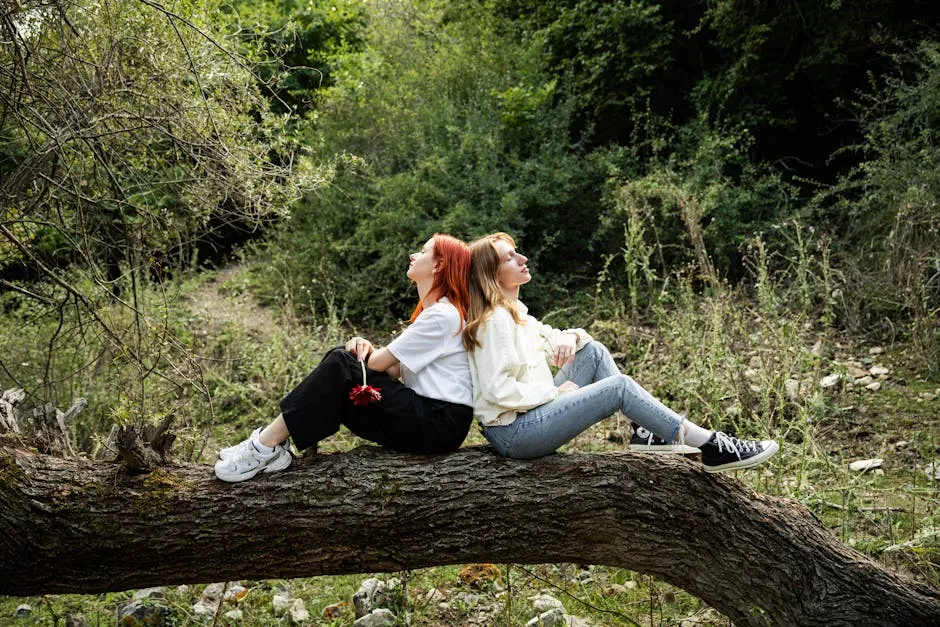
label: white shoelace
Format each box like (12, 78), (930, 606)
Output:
(712, 431), (759, 459)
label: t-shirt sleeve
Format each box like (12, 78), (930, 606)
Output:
(386, 305), (455, 373)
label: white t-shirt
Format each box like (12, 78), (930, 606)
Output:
(386, 298), (472, 406)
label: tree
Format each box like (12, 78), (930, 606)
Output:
(1, 442), (937, 625)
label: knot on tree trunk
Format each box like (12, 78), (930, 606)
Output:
(112, 414), (176, 473)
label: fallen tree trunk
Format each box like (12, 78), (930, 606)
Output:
(1, 443), (937, 626)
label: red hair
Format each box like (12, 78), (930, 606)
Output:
(410, 233), (471, 324)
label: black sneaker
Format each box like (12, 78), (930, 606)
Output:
(628, 424), (700, 454)
(700, 431), (779, 473)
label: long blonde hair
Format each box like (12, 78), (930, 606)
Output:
(462, 232), (524, 351)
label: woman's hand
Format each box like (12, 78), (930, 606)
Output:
(345, 336), (374, 362)
(557, 381), (580, 396)
(552, 333), (578, 367)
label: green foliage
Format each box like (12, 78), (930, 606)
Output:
(226, 0), (367, 115)
(816, 41), (940, 372)
(256, 0), (604, 324)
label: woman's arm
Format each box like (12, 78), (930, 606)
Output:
(345, 337), (401, 374)
(473, 309), (557, 411)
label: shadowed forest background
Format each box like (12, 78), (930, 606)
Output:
(1, 0), (938, 624)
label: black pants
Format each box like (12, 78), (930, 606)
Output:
(280, 347), (473, 453)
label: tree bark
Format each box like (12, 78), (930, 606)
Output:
(1, 442), (937, 626)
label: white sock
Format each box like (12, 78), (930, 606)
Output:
(251, 435), (275, 454)
(682, 420), (713, 448)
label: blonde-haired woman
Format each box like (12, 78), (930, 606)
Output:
(463, 232), (778, 471)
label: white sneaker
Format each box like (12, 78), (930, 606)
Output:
(214, 442), (292, 482)
(218, 428), (263, 461)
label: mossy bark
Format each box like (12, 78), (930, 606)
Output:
(1, 444), (937, 626)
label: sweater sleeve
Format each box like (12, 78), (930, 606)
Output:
(535, 319), (594, 355)
(473, 309), (558, 412)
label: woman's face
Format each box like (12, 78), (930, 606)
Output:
(407, 238), (437, 283)
(493, 238), (530, 290)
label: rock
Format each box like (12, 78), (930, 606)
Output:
(425, 587), (447, 603)
(322, 601), (349, 619)
(566, 616), (591, 627)
(272, 592), (292, 615)
(531, 593), (564, 613)
(455, 592), (480, 608)
(65, 614), (87, 627)
(821, 374), (842, 389)
(133, 587), (166, 601)
(844, 362), (869, 378)
(869, 346), (884, 355)
(849, 458), (883, 472)
(919, 392), (937, 402)
(865, 381), (882, 392)
(744, 368), (758, 379)
(353, 608), (397, 627)
(225, 585), (247, 603)
(118, 600), (168, 626)
(353, 578), (390, 618)
(192, 601), (216, 618)
(925, 461), (940, 481)
(855, 375), (874, 386)
(526, 607), (566, 627)
(531, 594), (565, 614)
(176, 585), (190, 595)
(785, 379), (800, 401)
(201, 582), (226, 601)
(223, 609), (243, 621)
(14, 604), (31, 618)
(289, 599), (309, 624)
(870, 365), (890, 376)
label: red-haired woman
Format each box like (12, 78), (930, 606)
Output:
(215, 234), (474, 482)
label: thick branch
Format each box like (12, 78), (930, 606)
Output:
(0, 444), (936, 626)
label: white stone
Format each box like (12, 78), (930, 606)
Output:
(353, 608), (397, 627)
(192, 601), (216, 617)
(201, 583), (226, 601)
(870, 365), (890, 376)
(920, 392), (936, 402)
(785, 379), (800, 401)
(925, 461), (940, 481)
(425, 588), (447, 603)
(821, 374), (842, 388)
(855, 375), (874, 386)
(865, 381), (882, 392)
(225, 585), (247, 602)
(272, 593), (292, 614)
(14, 604), (31, 617)
(289, 599), (309, 624)
(526, 608), (566, 627)
(456, 592), (480, 608)
(849, 458), (883, 472)
(133, 587), (165, 600)
(353, 578), (389, 618)
(531, 593), (564, 612)
(744, 368), (758, 379)
(566, 616), (591, 627)
(224, 609), (243, 621)
(869, 346), (884, 355)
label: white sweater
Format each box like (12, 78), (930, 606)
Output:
(468, 302), (592, 426)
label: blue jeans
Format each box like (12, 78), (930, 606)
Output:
(483, 342), (685, 459)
